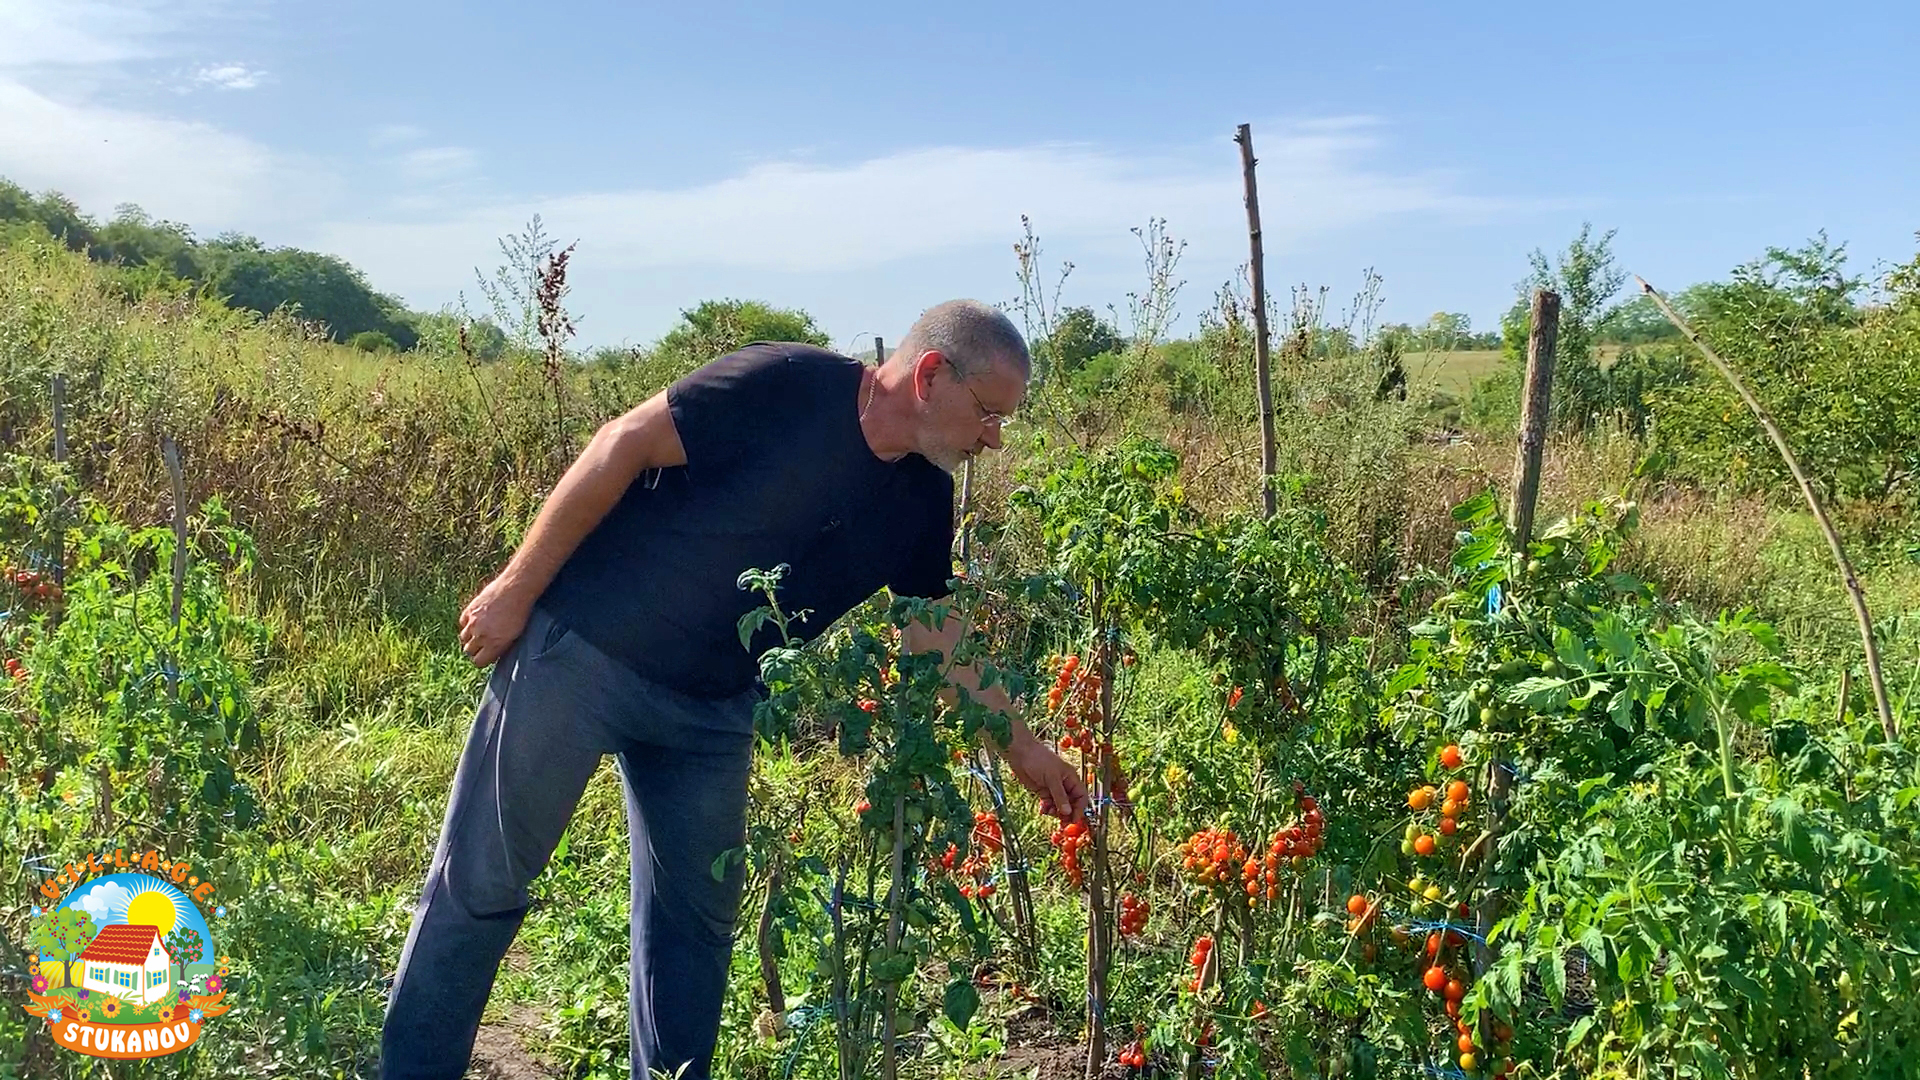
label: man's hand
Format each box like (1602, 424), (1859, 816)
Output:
(1002, 726), (1089, 822)
(458, 575), (536, 667)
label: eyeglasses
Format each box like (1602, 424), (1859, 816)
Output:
(944, 356), (1017, 426)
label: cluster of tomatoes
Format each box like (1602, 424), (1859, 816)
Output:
(954, 810), (1004, 900)
(1404, 744), (1472, 857)
(1046, 652), (1105, 756)
(1118, 891), (1149, 937)
(1185, 934), (1214, 992)
(1176, 826), (1249, 889)
(6, 566), (62, 605)
(1050, 819), (1091, 887)
(3, 655), (25, 682)
(1118, 1038), (1147, 1069)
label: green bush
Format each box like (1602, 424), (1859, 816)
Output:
(1648, 237), (1920, 511)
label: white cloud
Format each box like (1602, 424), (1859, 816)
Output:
(74, 881), (131, 925)
(191, 62), (263, 90)
(316, 123), (1519, 333)
(0, 0), (170, 68)
(0, 76), (327, 228)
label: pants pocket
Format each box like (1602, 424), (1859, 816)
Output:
(526, 608), (575, 662)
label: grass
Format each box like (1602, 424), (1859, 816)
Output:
(1403, 349), (1506, 399)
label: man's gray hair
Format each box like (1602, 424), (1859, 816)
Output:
(893, 299), (1031, 380)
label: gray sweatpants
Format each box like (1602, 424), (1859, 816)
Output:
(379, 605), (759, 1080)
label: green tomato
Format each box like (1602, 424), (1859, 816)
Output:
(1401, 840), (1416, 856)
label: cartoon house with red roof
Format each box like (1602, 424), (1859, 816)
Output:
(79, 924), (173, 1005)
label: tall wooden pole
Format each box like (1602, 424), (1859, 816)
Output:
(1508, 290), (1560, 548)
(1234, 124), (1277, 518)
(49, 375), (66, 590)
(1475, 289), (1558, 995)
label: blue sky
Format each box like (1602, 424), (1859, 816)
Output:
(2, 0), (1915, 351)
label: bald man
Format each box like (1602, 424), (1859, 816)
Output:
(380, 299), (1088, 1080)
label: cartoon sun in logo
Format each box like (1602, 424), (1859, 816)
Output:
(120, 879), (187, 935)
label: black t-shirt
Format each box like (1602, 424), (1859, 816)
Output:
(538, 343), (956, 699)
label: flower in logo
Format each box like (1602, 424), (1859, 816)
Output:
(73, 1008), (90, 1022)
(31, 973), (47, 994)
(214, 905), (227, 919)
(206, 974), (223, 995)
(189, 1008), (204, 1023)
(180, 987), (190, 1002)
(48, 1008), (62, 1023)
(78, 988), (89, 1000)
(30, 905), (42, 918)
(100, 997), (121, 1019)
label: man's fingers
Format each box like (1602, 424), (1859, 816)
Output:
(1045, 770), (1075, 822)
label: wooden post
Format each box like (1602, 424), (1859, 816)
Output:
(1508, 289), (1560, 548)
(1234, 124), (1277, 519)
(959, 458), (974, 567)
(49, 375), (66, 589)
(1636, 276), (1897, 741)
(1475, 290), (1557, 1005)
(161, 436), (188, 700)
(874, 335), (885, 365)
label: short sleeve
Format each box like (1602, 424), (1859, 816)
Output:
(887, 467), (957, 600)
(666, 344), (794, 477)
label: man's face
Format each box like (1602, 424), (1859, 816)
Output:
(914, 353), (1026, 473)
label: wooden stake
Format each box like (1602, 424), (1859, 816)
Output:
(50, 375), (66, 590)
(1475, 291), (1558, 992)
(1234, 124), (1278, 519)
(1635, 276), (1896, 741)
(1508, 290), (1560, 548)
(959, 457), (974, 567)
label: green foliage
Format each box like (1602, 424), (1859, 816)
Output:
(1039, 305), (1123, 380)
(1647, 236), (1920, 508)
(1378, 490), (1920, 1079)
(0, 454), (271, 857)
(655, 298), (831, 370)
(202, 235), (419, 348)
(349, 330), (399, 353)
(1, 176), (423, 348)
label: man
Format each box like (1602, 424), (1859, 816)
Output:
(379, 299), (1088, 1080)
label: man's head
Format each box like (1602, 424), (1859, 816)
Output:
(886, 299), (1030, 472)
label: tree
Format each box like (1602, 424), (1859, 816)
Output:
(202, 236), (419, 348)
(1648, 236), (1917, 505)
(164, 925), (204, 991)
(1039, 306), (1123, 380)
(1500, 223), (1629, 429)
(33, 907), (97, 978)
(652, 299), (830, 373)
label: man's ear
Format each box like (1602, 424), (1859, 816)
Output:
(911, 350), (945, 402)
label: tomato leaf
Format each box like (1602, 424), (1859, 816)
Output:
(942, 978), (980, 1030)
(1504, 676), (1573, 712)
(1592, 614), (1638, 663)
(1555, 626), (1596, 674)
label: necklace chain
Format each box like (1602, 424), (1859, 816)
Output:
(859, 366), (878, 420)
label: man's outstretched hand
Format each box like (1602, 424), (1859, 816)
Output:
(1002, 728), (1089, 822)
(458, 576), (534, 667)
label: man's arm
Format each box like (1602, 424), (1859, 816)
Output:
(900, 599), (1089, 821)
(458, 391), (686, 666)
